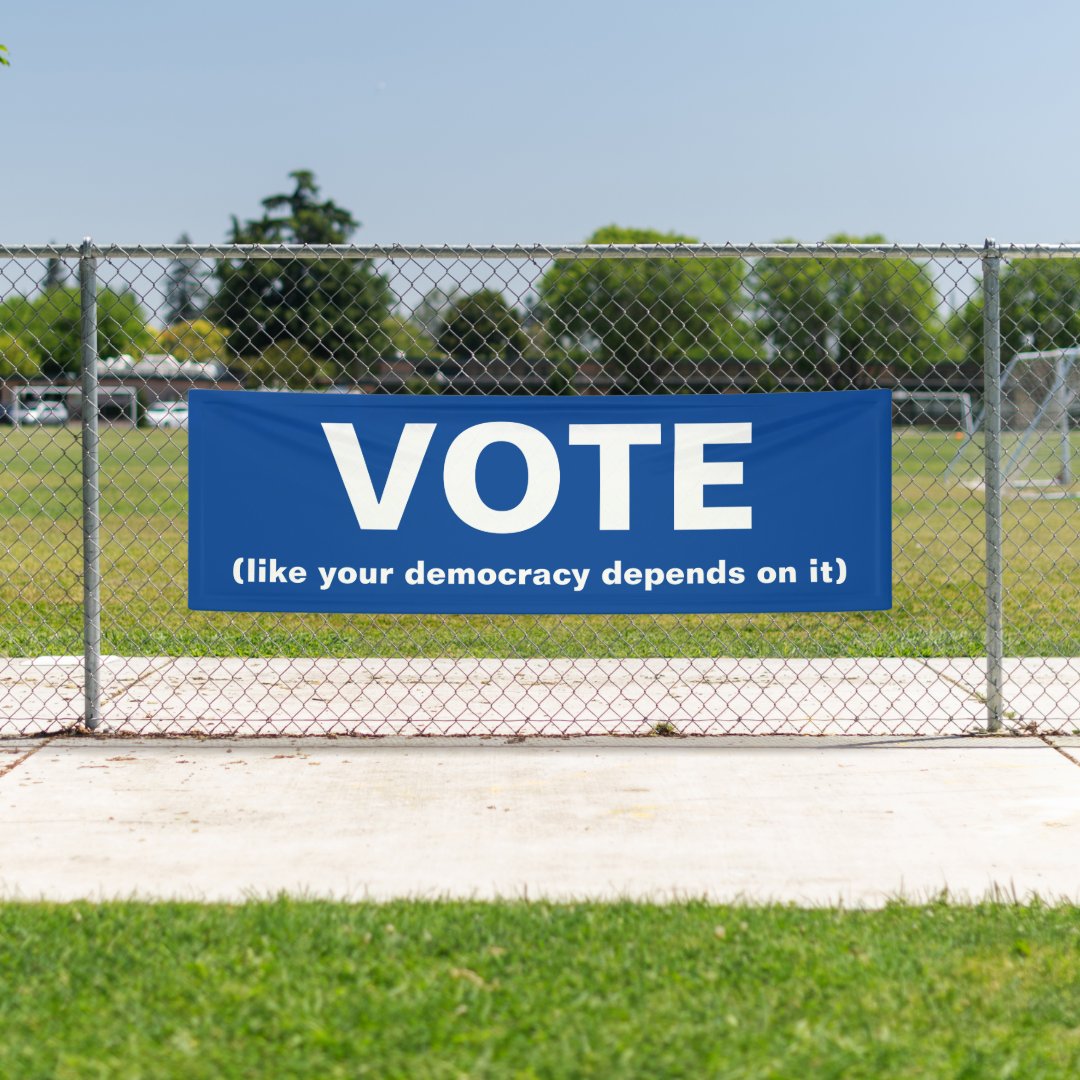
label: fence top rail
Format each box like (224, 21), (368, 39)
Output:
(3, 241), (1080, 261)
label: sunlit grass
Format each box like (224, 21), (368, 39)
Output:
(1, 899), (1079, 1078)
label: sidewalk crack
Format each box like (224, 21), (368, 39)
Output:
(1040, 735), (1080, 770)
(914, 658), (986, 704)
(0, 738), (53, 782)
(915, 652), (989, 704)
(103, 656), (175, 704)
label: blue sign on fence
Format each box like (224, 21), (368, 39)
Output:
(188, 390), (892, 614)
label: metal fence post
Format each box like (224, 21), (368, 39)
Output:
(982, 238), (1004, 732)
(79, 237), (102, 730)
(1057, 354), (1072, 486)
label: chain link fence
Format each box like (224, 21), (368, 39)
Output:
(1, 241), (1077, 736)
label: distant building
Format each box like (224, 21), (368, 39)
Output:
(97, 353), (228, 382)
(90, 353), (242, 406)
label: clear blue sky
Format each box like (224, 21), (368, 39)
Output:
(4, 0), (1080, 246)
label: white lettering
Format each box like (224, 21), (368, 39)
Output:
(443, 422), (560, 534)
(323, 422), (436, 530)
(568, 423), (662, 530)
(673, 423), (752, 531)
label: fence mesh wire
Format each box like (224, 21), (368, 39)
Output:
(1, 243), (1077, 736)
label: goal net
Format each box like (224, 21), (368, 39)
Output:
(892, 390), (975, 434)
(947, 348), (1079, 492)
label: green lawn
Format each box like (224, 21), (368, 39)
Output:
(2, 900), (1079, 1078)
(1, 426), (1077, 658)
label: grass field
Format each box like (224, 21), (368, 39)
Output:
(1, 426), (1077, 658)
(2, 899), (1079, 1077)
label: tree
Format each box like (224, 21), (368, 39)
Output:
(234, 340), (335, 389)
(412, 286), (461, 340)
(0, 293), (78, 378)
(155, 318), (229, 363)
(949, 260), (1080, 363)
(754, 234), (947, 385)
(0, 333), (38, 379)
(163, 233), (210, 325)
(752, 250), (834, 377)
(0, 287), (151, 377)
(0, 45), (10, 67)
(98, 290), (154, 363)
(538, 226), (759, 392)
(436, 290), (526, 362)
(381, 314), (436, 358)
(545, 359), (576, 395)
(211, 170), (392, 383)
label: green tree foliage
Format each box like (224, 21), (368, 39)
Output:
(412, 286), (461, 341)
(754, 235), (947, 385)
(0, 332), (38, 379)
(538, 226), (759, 392)
(545, 359), (577, 395)
(0, 45), (10, 67)
(949, 261), (1080, 362)
(99, 291), (153, 362)
(234, 340), (334, 390)
(155, 319), (229, 364)
(0, 288), (151, 377)
(382, 315), (436, 358)
(435, 290), (526, 361)
(211, 171), (392, 383)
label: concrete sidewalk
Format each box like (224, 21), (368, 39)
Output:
(5, 655), (1080, 736)
(1, 735), (1079, 905)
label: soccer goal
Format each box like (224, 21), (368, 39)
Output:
(946, 348), (1079, 492)
(892, 389), (976, 435)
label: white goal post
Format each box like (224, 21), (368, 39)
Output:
(946, 347), (1078, 489)
(892, 389), (976, 435)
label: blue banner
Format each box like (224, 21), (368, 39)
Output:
(188, 390), (891, 614)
